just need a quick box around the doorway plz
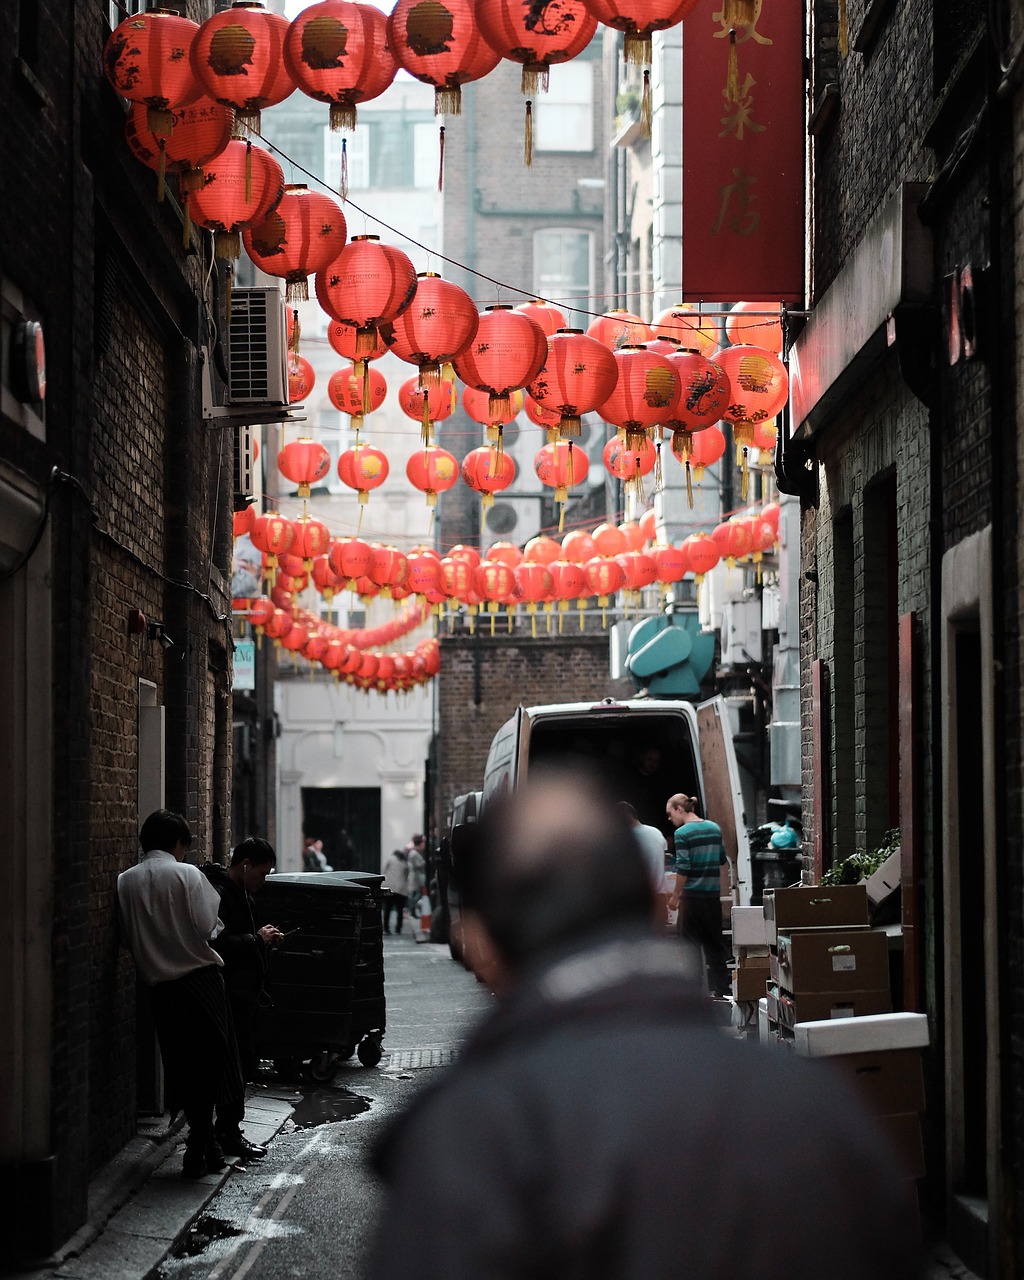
[301,786,381,874]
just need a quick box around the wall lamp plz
[147,622,175,650]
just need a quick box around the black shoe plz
[205,1140,227,1172]
[182,1149,206,1179]
[218,1133,267,1160]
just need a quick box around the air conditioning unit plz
[484,495,543,543]
[720,599,763,668]
[234,424,255,501]
[227,287,288,406]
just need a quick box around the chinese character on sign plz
[712,0,773,47]
[720,73,765,139]
[713,168,760,236]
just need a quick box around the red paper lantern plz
[712,519,753,568]
[288,355,316,403]
[597,345,680,448]
[439,556,473,601]
[461,445,516,507]
[514,562,554,634]
[399,376,457,443]
[462,386,524,433]
[338,443,390,503]
[741,514,778,564]
[535,440,589,529]
[673,423,727,472]
[186,138,285,260]
[475,0,598,93]
[761,500,781,535]
[328,536,373,584]
[652,304,719,358]
[278,438,330,497]
[617,549,658,593]
[407,550,442,597]
[294,515,332,567]
[250,511,295,576]
[485,541,523,569]
[523,535,560,565]
[515,299,567,337]
[581,0,700,64]
[233,505,256,537]
[587,309,653,350]
[638,507,657,543]
[190,1,294,133]
[328,363,388,431]
[474,559,517,631]
[327,319,388,362]
[311,556,344,600]
[716,345,790,426]
[602,435,657,493]
[549,559,588,616]
[524,394,563,438]
[277,553,305,578]
[243,185,348,301]
[388,0,501,115]
[453,305,548,422]
[449,544,482,569]
[527,329,619,439]
[584,556,626,622]
[561,529,597,563]
[248,596,276,627]
[619,521,645,552]
[389,273,480,387]
[103,10,201,138]
[369,544,410,595]
[662,350,731,449]
[124,98,234,198]
[653,544,689,584]
[406,445,460,506]
[681,533,721,582]
[592,522,627,558]
[285,1,397,130]
[316,235,418,357]
[726,302,784,354]
[304,633,330,664]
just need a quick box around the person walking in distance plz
[117,809,243,1179]
[666,793,730,998]
[367,768,923,1280]
[201,837,284,1159]
[381,846,410,934]
[405,834,427,920]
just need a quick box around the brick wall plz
[437,631,633,822]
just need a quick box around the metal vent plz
[234,424,255,500]
[226,286,288,406]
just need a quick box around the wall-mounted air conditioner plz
[202,286,295,425]
[720,598,763,668]
[484,495,544,544]
[234,424,255,500]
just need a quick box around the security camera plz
[156,630,175,651]
[147,622,175,650]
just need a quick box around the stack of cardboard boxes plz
[729,905,773,1004]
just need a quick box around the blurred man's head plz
[456,767,654,983]
[230,836,277,890]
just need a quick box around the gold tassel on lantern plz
[438,125,445,192]
[289,310,301,357]
[330,102,358,131]
[624,28,653,66]
[436,84,462,115]
[524,100,534,167]
[726,28,740,104]
[340,138,349,202]
[358,359,371,413]
[685,460,694,509]
[521,62,549,95]
[654,440,664,492]
[641,69,652,137]
[421,393,432,445]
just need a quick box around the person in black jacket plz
[367,767,923,1280]
[202,837,283,1159]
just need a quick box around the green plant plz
[821,828,900,886]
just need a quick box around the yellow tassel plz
[634,462,645,505]
[436,85,462,115]
[623,29,652,66]
[524,100,533,168]
[290,310,301,357]
[726,30,740,104]
[558,502,565,533]
[421,393,432,444]
[655,440,663,491]
[838,0,850,57]
[741,449,749,500]
[359,359,371,413]
[686,461,694,509]
[641,69,652,137]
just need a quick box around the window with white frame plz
[533,61,594,153]
[533,228,593,327]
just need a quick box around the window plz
[324,114,437,191]
[533,229,593,327]
[533,61,594,152]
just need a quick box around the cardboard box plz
[771,928,889,995]
[866,849,902,909]
[736,946,771,968]
[768,984,892,1030]
[793,1012,929,1057]
[823,1048,926,1115]
[730,905,767,947]
[732,966,770,1003]
[763,884,869,944]
[877,1111,926,1179]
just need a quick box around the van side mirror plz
[449,822,475,863]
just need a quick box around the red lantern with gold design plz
[524,393,564,439]
[388,0,501,115]
[338,442,390,503]
[328,535,373,585]
[461,445,516,507]
[285,1,396,130]
[474,559,517,632]
[454,305,548,422]
[186,138,285,260]
[523,535,560,566]
[602,434,657,500]
[652,304,719,357]
[462,386,524,436]
[190,1,294,133]
[294,514,331,568]
[586,309,653,351]
[534,440,589,531]
[617,549,658,597]
[515,299,567,337]
[104,9,201,138]
[243,185,348,301]
[288,355,316,403]
[514,561,554,635]
[327,319,388,363]
[311,555,344,601]
[597,345,680,449]
[124,98,234,199]
[316,235,418,357]
[715,345,789,427]
[406,445,459,506]
[399,375,457,444]
[661,349,730,450]
[584,555,626,625]
[250,511,295,579]
[389,273,479,387]
[561,529,597,564]
[485,541,523,569]
[581,0,700,64]
[527,329,618,440]
[681,532,721,582]
[439,555,473,602]
[712,519,753,568]
[369,545,410,596]
[726,302,784,354]
[653,543,689,585]
[278,438,330,497]
[329,363,388,432]
[549,558,589,628]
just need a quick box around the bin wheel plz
[357,1037,383,1068]
[274,1057,303,1082]
[307,1051,340,1084]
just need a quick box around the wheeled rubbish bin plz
[255,871,386,1082]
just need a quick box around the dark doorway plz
[301,787,381,874]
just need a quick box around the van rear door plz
[696,696,752,909]
[481,707,527,806]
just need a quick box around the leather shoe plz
[181,1149,206,1179]
[218,1134,267,1160]
[205,1140,227,1173]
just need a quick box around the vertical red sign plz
[681,1,804,302]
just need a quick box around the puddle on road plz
[286,1084,372,1130]
[174,1215,244,1258]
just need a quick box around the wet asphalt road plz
[155,933,490,1280]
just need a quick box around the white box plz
[730,905,767,947]
[793,1012,930,1058]
[865,848,901,908]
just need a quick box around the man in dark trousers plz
[202,836,284,1159]
[118,809,244,1179]
[367,768,923,1280]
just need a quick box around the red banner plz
[681,1,804,303]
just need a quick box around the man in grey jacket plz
[368,767,922,1280]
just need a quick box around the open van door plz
[696,696,752,911]
[481,706,528,807]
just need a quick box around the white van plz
[447,695,752,959]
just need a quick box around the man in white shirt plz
[620,802,670,928]
[118,809,241,1179]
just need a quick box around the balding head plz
[457,767,654,971]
